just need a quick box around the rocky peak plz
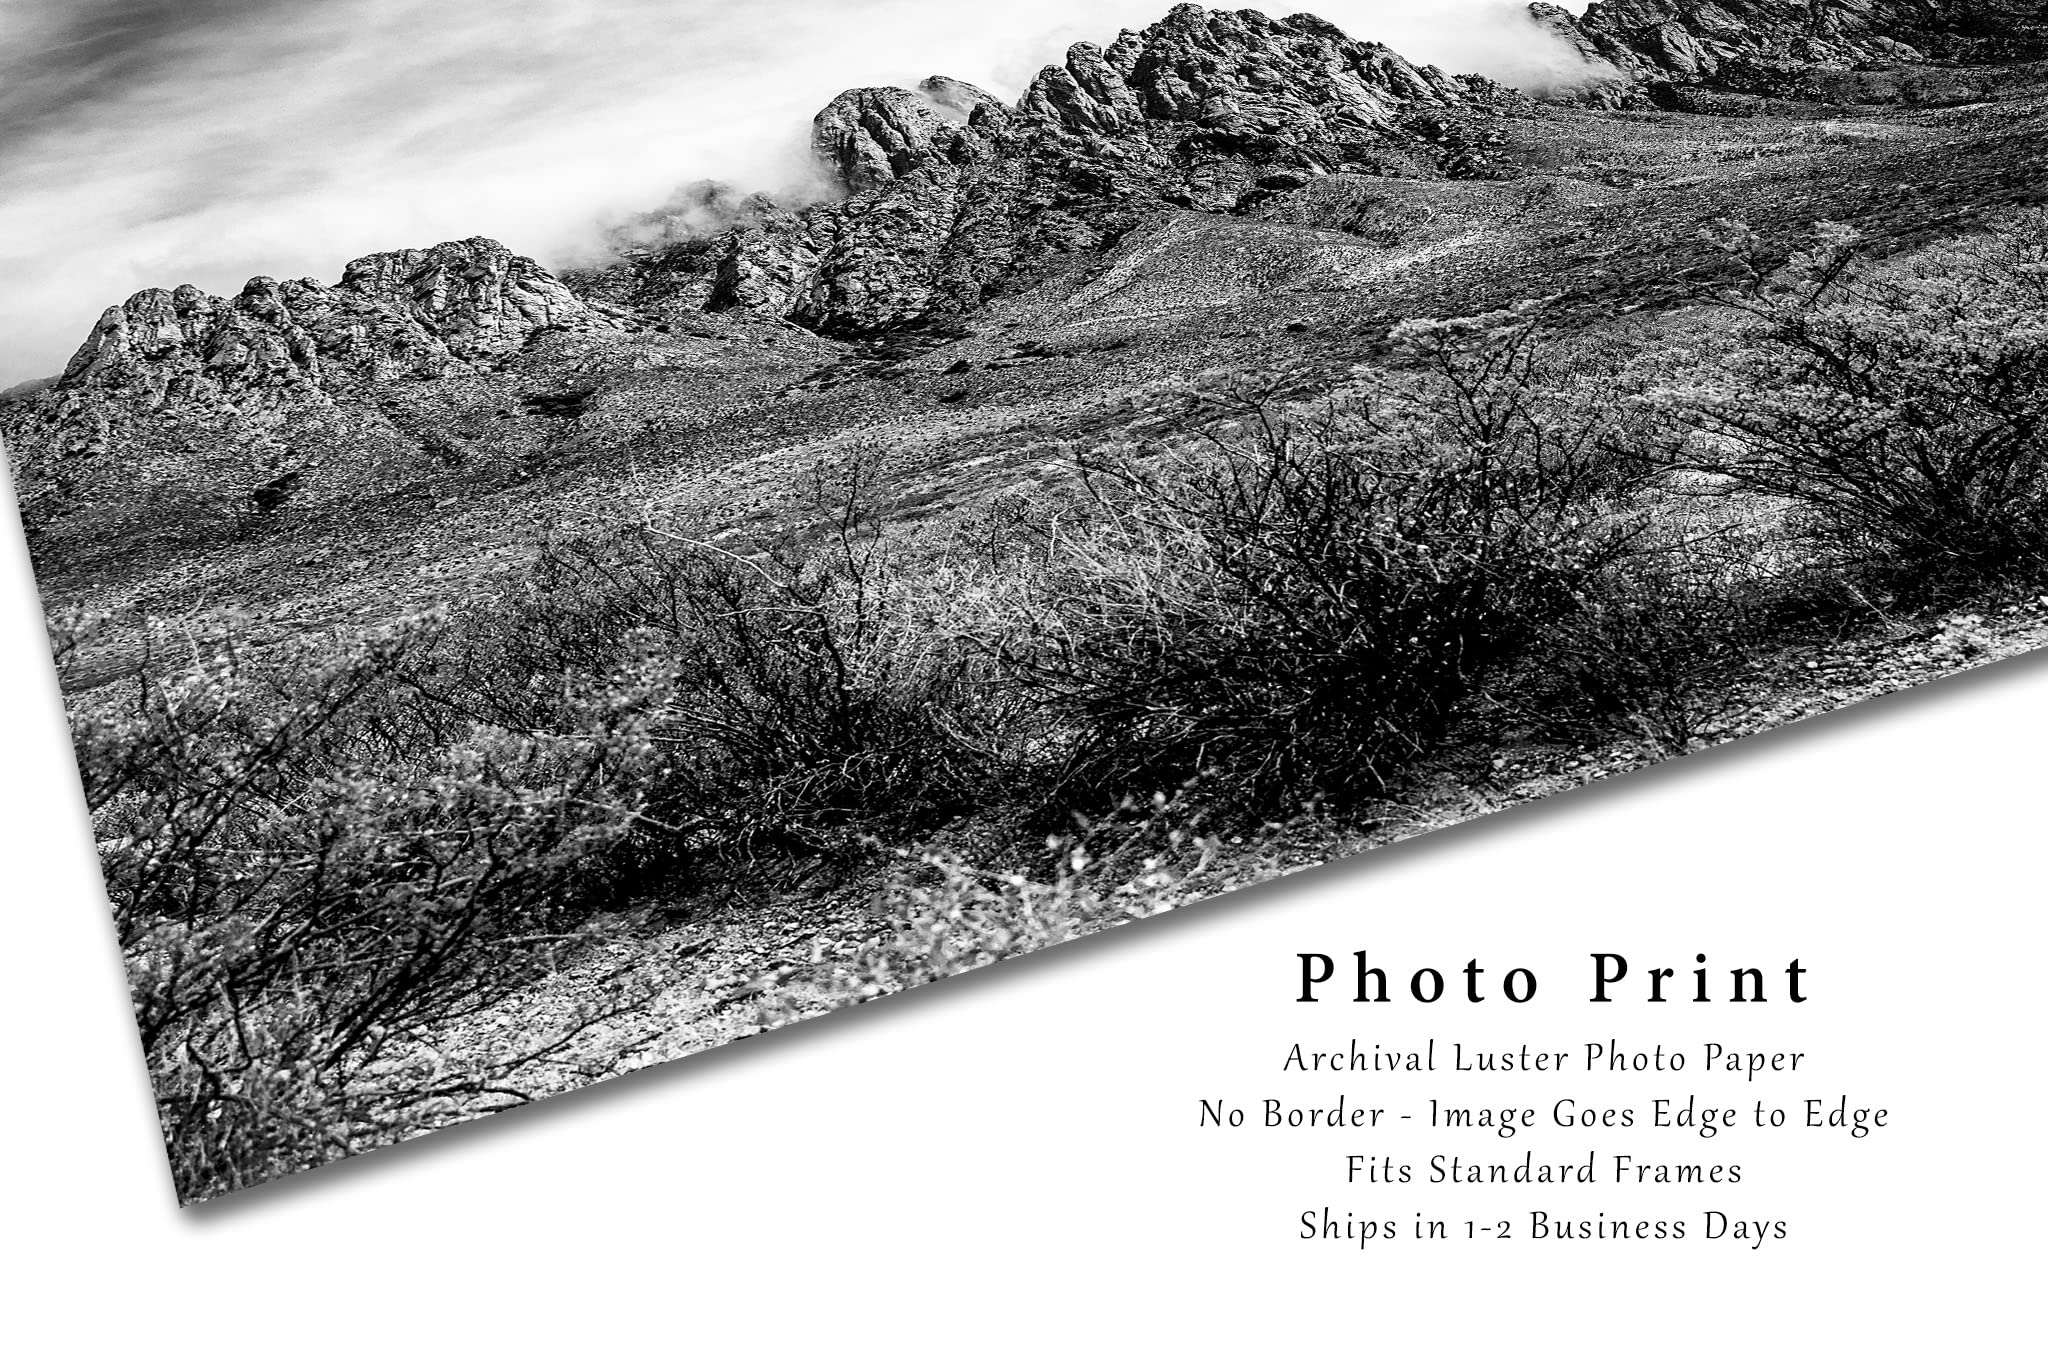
[812,77,1005,195]
[1527,3,1614,70]
[812,6,1507,197]
[918,75,1004,124]
[813,88,952,195]
[12,236,628,502]
[55,236,614,404]
[598,5,1529,338]
[60,277,324,405]
[1016,5,1483,140]
[336,236,602,358]
[1555,0,2048,91]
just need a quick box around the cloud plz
[0,1,1594,384]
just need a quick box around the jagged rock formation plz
[1546,0,2048,100]
[583,4,1526,337]
[813,78,1003,195]
[17,237,627,467]
[57,237,626,419]
[1,236,641,546]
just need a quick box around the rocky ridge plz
[583,4,1524,338]
[65,236,627,412]
[1547,0,2048,100]
[7,238,632,508]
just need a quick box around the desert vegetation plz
[65,212,2048,1200]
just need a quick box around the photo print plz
[5,0,2045,1201]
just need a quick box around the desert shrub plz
[995,310,1644,809]
[1533,532,1775,754]
[1658,214,2048,594]
[67,612,651,1197]
[435,480,1024,874]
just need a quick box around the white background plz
[2,505,2040,1359]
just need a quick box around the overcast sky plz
[0,1,1593,384]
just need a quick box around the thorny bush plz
[1660,214,2048,594]
[433,467,1023,876]
[64,612,654,1197]
[990,308,1648,809]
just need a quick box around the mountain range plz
[7,1,2047,633]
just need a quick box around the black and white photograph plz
[4,0,2046,1218]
